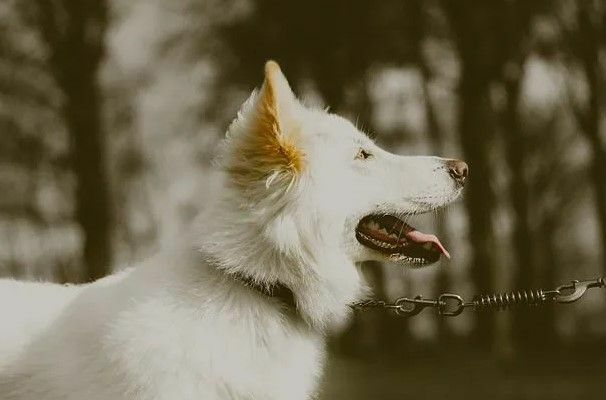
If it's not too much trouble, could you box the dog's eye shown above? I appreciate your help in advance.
[355,148,373,160]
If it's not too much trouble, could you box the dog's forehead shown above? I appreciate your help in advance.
[302,109,368,144]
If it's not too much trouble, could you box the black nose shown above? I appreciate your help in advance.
[446,159,468,185]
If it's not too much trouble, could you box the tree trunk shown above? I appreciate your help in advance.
[64,74,112,281]
[499,0,536,350]
[410,0,452,341]
[577,4,606,274]
[442,0,505,347]
[503,71,537,346]
[31,0,111,281]
[458,78,497,346]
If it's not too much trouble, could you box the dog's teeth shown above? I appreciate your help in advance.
[359,231,400,251]
[389,233,402,242]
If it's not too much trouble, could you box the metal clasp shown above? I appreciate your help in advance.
[393,296,438,316]
[437,293,468,316]
[555,278,605,303]
[392,294,470,316]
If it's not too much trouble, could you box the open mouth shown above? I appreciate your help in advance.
[355,214,450,266]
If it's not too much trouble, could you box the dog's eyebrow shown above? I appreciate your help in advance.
[354,118,377,142]
[357,129,377,143]
[364,130,378,141]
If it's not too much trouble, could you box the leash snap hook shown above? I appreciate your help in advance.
[555,278,605,304]
[394,296,437,316]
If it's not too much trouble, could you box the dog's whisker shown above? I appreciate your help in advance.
[396,219,406,242]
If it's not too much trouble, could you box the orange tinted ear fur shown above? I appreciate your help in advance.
[227,61,305,192]
[256,61,304,174]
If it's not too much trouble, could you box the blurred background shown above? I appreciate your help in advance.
[1,0,605,398]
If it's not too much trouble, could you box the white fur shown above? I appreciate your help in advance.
[0,63,463,400]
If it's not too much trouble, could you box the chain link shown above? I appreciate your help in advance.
[352,277,605,317]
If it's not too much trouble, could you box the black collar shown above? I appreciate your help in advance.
[229,272,300,317]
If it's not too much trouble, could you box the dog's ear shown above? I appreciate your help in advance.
[260,60,298,119]
[253,60,303,175]
[226,61,305,192]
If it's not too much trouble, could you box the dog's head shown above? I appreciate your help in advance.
[220,61,467,271]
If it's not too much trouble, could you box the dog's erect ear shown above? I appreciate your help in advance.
[253,60,303,174]
[261,60,298,119]
[226,61,304,191]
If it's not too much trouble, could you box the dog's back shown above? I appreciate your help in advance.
[0,280,82,368]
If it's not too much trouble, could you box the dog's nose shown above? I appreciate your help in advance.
[446,159,468,185]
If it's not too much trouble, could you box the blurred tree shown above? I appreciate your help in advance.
[0,1,76,280]
[216,0,419,105]
[572,1,606,273]
[498,2,561,350]
[505,5,603,348]
[19,0,111,281]
[409,0,453,340]
[442,0,509,347]
[499,0,536,350]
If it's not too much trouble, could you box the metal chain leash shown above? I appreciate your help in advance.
[352,277,605,317]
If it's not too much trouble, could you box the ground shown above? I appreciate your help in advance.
[320,347,605,400]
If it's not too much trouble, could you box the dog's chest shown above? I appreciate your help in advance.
[107,297,326,400]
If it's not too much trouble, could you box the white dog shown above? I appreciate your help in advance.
[0,61,467,400]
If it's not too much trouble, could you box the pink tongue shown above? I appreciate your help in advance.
[405,230,451,259]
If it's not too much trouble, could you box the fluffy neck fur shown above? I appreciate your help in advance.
[197,180,365,332]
